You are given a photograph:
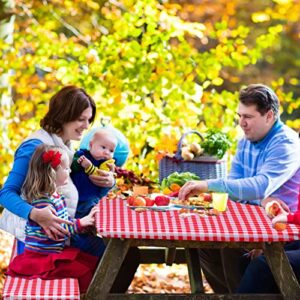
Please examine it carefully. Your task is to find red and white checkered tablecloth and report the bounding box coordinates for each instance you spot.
[95,197,300,243]
[3,277,80,300]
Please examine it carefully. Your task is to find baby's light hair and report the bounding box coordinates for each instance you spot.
[91,129,117,146]
[22,144,64,203]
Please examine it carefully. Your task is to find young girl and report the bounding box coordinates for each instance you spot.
[6,144,98,293]
[271,189,300,227]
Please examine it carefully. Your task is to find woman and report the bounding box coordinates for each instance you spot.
[0,86,139,292]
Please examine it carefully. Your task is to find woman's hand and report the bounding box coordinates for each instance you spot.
[89,164,115,188]
[178,180,208,201]
[29,206,72,241]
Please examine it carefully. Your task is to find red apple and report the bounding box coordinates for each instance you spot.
[199,193,212,202]
[155,195,170,206]
[168,191,179,197]
[144,197,155,207]
[127,196,135,206]
[266,202,282,217]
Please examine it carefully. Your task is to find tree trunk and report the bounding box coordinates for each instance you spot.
[0,0,15,150]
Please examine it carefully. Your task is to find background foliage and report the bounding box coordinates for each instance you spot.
[0,0,299,186]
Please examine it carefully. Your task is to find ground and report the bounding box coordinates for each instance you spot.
[0,230,212,294]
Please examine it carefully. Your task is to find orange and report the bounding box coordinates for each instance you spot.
[274,222,287,231]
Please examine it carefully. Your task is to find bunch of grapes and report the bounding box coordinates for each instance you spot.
[115,167,155,186]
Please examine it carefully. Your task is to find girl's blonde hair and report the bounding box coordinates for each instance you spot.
[22,144,63,203]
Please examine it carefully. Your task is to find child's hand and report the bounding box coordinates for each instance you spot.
[272,213,287,227]
[78,155,92,169]
[79,206,99,227]
[264,199,289,218]
[262,197,290,216]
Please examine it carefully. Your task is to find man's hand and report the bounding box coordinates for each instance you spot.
[245,249,263,260]
[178,180,208,201]
[29,206,72,240]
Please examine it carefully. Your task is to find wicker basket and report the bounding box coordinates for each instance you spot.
[159,130,227,183]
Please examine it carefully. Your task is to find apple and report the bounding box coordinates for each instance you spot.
[127,196,146,206]
[131,196,146,207]
[144,197,155,207]
[168,191,179,197]
[199,193,212,202]
[269,202,281,217]
[155,195,170,206]
[127,196,135,206]
[265,201,283,218]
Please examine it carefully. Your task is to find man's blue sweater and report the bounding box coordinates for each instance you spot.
[208,120,300,211]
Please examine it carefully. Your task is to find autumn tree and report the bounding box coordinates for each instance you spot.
[0,0,299,186]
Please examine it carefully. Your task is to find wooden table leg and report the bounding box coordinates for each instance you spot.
[165,247,176,266]
[185,248,204,293]
[264,242,300,300]
[86,238,132,300]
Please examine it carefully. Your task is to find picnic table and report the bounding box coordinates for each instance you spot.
[86,196,300,300]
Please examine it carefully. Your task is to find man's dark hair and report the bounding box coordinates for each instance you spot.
[239,84,279,119]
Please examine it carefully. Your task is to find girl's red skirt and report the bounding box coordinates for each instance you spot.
[7,247,98,293]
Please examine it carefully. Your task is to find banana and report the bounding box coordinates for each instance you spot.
[99,159,115,171]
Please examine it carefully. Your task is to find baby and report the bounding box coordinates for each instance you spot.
[76,129,117,174]
[71,129,118,218]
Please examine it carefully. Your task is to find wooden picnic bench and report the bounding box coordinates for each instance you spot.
[2,239,81,300]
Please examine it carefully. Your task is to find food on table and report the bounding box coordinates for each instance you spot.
[154,195,170,206]
[169,183,181,192]
[113,167,159,197]
[264,200,287,231]
[126,194,171,208]
[265,200,284,218]
[161,172,200,194]
[273,222,287,231]
[187,193,212,206]
[127,195,146,207]
[144,197,155,207]
[133,185,149,196]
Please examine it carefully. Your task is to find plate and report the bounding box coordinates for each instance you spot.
[173,204,213,210]
[128,204,178,211]
[128,203,212,211]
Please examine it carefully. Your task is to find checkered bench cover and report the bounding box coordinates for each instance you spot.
[2,240,80,300]
[2,276,80,300]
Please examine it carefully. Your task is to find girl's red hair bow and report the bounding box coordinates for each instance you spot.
[42,150,62,168]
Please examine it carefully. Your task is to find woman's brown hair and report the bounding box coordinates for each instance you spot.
[22,144,63,202]
[40,86,96,134]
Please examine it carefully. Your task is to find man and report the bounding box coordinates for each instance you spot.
[179,84,300,293]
